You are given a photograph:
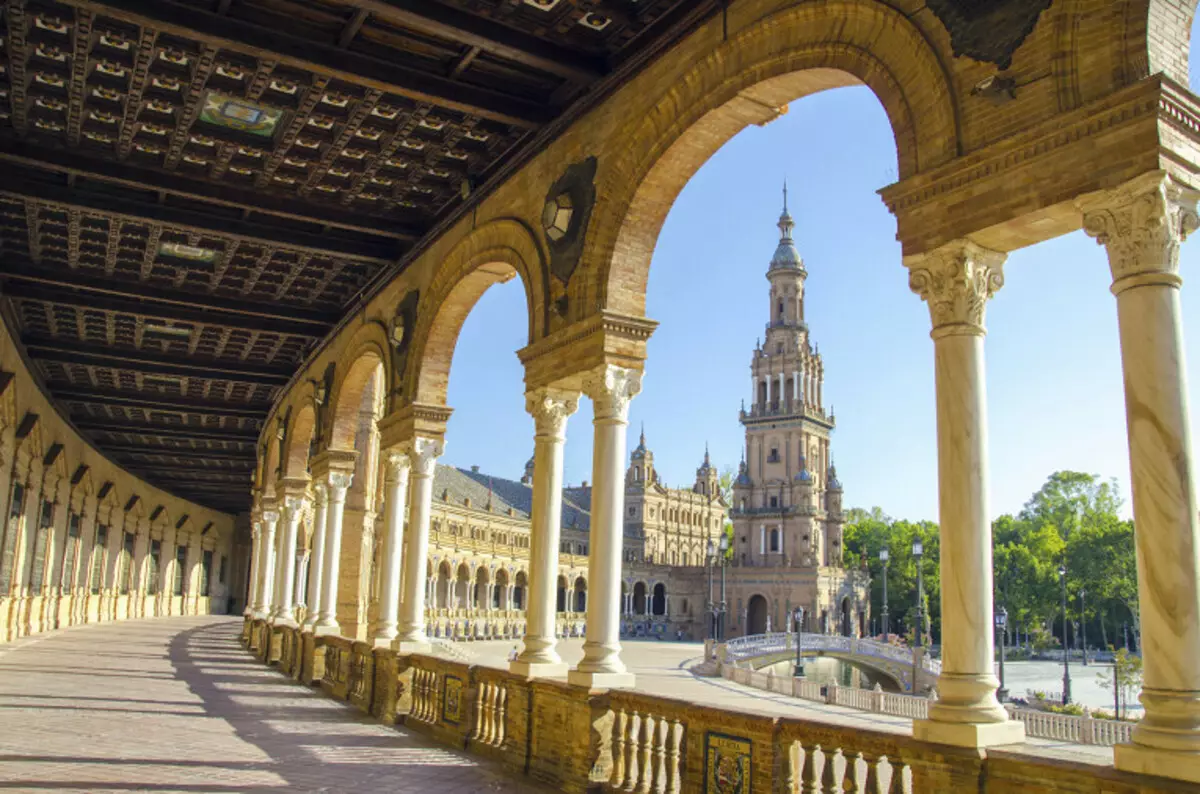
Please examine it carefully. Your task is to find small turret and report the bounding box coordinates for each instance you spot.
[825,463,843,514]
[694,443,719,497]
[626,424,655,487]
[521,453,535,485]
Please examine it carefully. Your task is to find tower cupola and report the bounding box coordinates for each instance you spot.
[768,183,805,274]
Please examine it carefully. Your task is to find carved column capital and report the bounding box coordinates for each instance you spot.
[904,240,1006,337]
[261,510,280,531]
[283,494,307,524]
[325,470,354,498]
[583,365,642,422]
[408,437,444,479]
[1078,170,1200,294]
[312,482,328,508]
[385,448,413,484]
[526,388,580,440]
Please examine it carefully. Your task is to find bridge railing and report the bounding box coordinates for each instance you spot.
[724,632,941,675]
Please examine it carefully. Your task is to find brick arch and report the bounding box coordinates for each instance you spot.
[327,325,390,452]
[406,218,546,407]
[579,0,958,319]
[282,401,317,479]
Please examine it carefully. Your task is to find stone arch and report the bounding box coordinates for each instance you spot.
[406,219,546,407]
[327,330,390,452]
[282,401,318,479]
[747,593,769,636]
[583,0,959,319]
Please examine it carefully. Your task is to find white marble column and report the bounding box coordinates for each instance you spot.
[396,437,442,652]
[513,388,578,678]
[313,472,352,637]
[256,510,279,619]
[569,365,641,689]
[272,495,303,626]
[245,523,262,617]
[906,240,1023,748]
[293,550,308,614]
[374,449,411,648]
[1079,172,1200,782]
[302,485,327,631]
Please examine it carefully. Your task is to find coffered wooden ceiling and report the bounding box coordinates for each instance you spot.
[0,0,721,513]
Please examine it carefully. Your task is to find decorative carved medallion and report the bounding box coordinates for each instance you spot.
[542,157,597,284]
[925,0,1052,70]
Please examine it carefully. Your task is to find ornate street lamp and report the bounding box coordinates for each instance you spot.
[912,539,924,649]
[793,606,806,677]
[706,535,730,641]
[1079,588,1088,666]
[706,539,717,641]
[718,533,729,640]
[879,548,890,643]
[1059,563,1072,705]
[995,606,1008,702]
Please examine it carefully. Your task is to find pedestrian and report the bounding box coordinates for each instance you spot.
[506,645,519,662]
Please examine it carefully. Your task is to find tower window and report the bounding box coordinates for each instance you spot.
[769,496,778,508]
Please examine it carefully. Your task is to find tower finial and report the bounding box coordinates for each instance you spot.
[704,441,710,465]
[783,179,788,213]
[640,422,645,447]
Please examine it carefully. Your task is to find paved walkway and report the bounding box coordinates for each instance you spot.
[0,616,550,793]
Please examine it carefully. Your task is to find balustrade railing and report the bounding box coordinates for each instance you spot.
[607,692,685,794]
[410,666,441,724]
[724,633,939,675]
[470,677,508,749]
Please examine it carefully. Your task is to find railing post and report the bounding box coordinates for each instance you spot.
[1081,707,1094,745]
[826,682,838,706]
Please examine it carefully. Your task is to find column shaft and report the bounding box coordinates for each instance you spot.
[273,496,303,626]
[374,450,410,647]
[569,366,640,689]
[257,512,279,618]
[396,438,442,651]
[314,473,352,636]
[302,487,327,631]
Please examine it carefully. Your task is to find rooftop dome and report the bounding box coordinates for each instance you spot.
[769,182,805,274]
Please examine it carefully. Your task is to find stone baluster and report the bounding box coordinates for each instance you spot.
[905,240,1023,748]
[1079,171,1200,782]
[637,713,654,794]
[513,388,577,678]
[314,470,353,636]
[801,743,823,794]
[373,449,411,647]
[303,485,327,632]
[667,720,683,794]
[612,709,628,787]
[569,366,641,689]
[396,437,442,652]
[652,716,668,794]
[625,711,641,791]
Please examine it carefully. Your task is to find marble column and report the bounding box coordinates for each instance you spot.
[396,437,442,653]
[248,520,265,616]
[513,388,578,678]
[302,485,327,632]
[569,365,641,689]
[293,551,308,615]
[272,496,303,627]
[314,471,352,637]
[255,513,278,618]
[374,449,411,648]
[1079,172,1200,782]
[905,240,1023,748]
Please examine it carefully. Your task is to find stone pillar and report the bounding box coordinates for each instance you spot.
[256,511,279,618]
[314,471,353,637]
[396,437,442,653]
[373,449,411,648]
[293,550,308,614]
[272,495,303,627]
[1079,172,1200,782]
[302,485,327,631]
[906,239,1023,748]
[248,521,264,616]
[513,388,578,678]
[569,366,641,689]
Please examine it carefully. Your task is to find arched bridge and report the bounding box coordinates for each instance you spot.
[718,633,940,694]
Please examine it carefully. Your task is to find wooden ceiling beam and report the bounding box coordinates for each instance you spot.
[64,0,551,128]
[53,386,266,419]
[342,0,604,83]
[0,177,398,264]
[104,444,255,462]
[0,141,420,242]
[23,338,293,384]
[122,459,254,472]
[2,271,337,337]
[74,418,258,442]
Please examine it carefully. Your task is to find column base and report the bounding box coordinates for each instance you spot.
[271,616,299,629]
[912,718,1025,748]
[509,660,568,679]
[395,640,431,654]
[567,670,636,690]
[373,634,397,649]
[1115,743,1200,784]
[313,622,341,637]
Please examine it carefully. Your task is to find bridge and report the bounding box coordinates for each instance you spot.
[716,633,941,694]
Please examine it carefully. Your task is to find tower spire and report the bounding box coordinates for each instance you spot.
[770,181,803,272]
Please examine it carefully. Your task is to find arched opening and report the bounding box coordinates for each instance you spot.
[455,563,471,609]
[474,566,490,610]
[513,571,527,610]
[632,581,647,616]
[494,568,510,609]
[841,597,854,638]
[747,594,769,636]
[573,576,587,613]
[651,583,666,617]
[436,561,453,609]
[556,574,568,614]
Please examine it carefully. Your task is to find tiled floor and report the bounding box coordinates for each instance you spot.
[0,616,550,793]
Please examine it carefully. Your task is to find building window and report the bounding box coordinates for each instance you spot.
[0,481,26,594]
[174,545,186,595]
[770,528,781,553]
[119,532,135,595]
[147,539,161,595]
[201,550,213,596]
[769,496,778,508]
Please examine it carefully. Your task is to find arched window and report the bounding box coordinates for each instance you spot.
[682,551,689,566]
[770,528,780,552]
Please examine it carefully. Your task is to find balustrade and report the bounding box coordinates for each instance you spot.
[471,678,508,749]
[608,693,685,794]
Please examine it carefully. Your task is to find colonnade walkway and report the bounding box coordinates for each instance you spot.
[0,616,550,793]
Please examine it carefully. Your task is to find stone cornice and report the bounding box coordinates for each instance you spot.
[310,448,357,477]
[518,310,658,391]
[376,401,453,450]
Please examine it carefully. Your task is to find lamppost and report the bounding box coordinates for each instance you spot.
[1079,588,1088,666]
[706,535,730,641]
[912,538,924,649]
[995,606,1008,702]
[793,606,806,677]
[879,548,890,643]
[706,539,717,641]
[1059,563,1072,705]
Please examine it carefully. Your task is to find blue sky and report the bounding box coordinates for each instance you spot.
[440,53,1200,523]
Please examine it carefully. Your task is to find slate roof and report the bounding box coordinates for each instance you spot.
[434,465,591,531]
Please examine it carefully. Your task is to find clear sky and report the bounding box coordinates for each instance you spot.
[439,45,1200,524]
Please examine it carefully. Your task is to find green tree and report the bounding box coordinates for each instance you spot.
[844,509,940,643]
[1097,648,1143,719]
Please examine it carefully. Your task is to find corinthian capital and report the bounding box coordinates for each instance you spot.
[261,509,280,531]
[384,448,412,484]
[526,388,579,440]
[409,437,444,478]
[904,240,1005,336]
[312,482,328,508]
[325,470,354,496]
[1078,171,1200,292]
[583,365,642,422]
[284,495,307,523]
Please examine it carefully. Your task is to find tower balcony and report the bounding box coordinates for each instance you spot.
[740,401,835,425]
